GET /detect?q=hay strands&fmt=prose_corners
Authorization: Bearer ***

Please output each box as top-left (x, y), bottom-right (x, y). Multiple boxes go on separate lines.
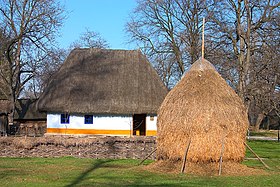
top-left (181, 139), bottom-right (191, 173)
top-left (244, 142), bottom-right (271, 170)
top-left (218, 137), bottom-right (225, 175)
top-left (138, 148), bottom-right (157, 166)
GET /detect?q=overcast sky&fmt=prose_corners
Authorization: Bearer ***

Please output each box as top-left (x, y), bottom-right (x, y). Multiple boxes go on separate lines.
top-left (57, 0), bottom-right (137, 50)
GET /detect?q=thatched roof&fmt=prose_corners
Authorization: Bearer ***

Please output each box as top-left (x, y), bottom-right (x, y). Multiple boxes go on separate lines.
top-left (37, 48), bottom-right (168, 114)
top-left (157, 58), bottom-right (249, 163)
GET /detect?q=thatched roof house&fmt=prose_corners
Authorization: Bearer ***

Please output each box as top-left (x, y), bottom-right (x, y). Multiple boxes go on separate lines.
top-left (37, 48), bottom-right (168, 136)
top-left (38, 48), bottom-right (167, 114)
top-left (157, 58), bottom-right (249, 162)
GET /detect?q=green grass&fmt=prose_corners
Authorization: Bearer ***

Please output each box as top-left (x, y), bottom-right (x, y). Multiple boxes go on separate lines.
top-left (249, 130), bottom-right (278, 138)
top-left (0, 140), bottom-right (279, 187)
top-left (243, 140), bottom-right (280, 171)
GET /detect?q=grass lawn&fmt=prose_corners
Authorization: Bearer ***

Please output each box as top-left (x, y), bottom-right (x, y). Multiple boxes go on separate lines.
top-left (0, 140), bottom-right (279, 187)
top-left (249, 130), bottom-right (279, 138)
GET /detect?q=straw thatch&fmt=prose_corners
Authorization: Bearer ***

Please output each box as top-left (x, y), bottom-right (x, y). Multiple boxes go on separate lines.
top-left (37, 48), bottom-right (168, 114)
top-left (157, 58), bottom-right (249, 163)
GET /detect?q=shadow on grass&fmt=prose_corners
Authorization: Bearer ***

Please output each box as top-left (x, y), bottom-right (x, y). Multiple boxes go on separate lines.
top-left (66, 159), bottom-right (112, 187)
top-left (64, 159), bottom-right (173, 187)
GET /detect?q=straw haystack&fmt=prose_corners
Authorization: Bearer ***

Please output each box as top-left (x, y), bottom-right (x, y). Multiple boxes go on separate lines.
top-left (157, 58), bottom-right (249, 163)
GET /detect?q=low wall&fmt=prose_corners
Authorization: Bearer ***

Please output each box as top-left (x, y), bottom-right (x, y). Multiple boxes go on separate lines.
top-left (0, 136), bottom-right (156, 160)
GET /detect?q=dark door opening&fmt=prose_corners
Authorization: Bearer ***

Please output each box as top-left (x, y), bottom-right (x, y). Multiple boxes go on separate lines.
top-left (133, 114), bottom-right (146, 136)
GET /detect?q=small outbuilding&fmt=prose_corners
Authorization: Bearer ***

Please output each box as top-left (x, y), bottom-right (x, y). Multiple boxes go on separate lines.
top-left (14, 99), bottom-right (46, 135)
top-left (0, 99), bottom-right (46, 135)
top-left (37, 48), bottom-right (168, 136)
top-left (156, 58), bottom-right (249, 163)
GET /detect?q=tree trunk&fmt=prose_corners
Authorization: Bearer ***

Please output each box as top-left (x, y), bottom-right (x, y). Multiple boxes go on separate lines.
top-left (5, 37), bottom-right (22, 134)
top-left (255, 112), bottom-right (265, 131)
top-left (7, 91), bottom-right (16, 134)
top-left (236, 0), bottom-right (246, 102)
top-left (266, 117), bottom-right (270, 130)
top-left (244, 0), bottom-right (251, 107)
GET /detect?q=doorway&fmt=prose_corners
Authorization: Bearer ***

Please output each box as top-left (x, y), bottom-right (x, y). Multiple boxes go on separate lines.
top-left (133, 114), bottom-right (146, 136)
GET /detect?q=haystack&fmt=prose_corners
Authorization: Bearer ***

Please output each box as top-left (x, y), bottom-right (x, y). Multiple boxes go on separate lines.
top-left (156, 58), bottom-right (249, 163)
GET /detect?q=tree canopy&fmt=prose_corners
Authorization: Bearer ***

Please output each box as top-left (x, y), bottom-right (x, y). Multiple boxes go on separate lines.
top-left (126, 0), bottom-right (280, 129)
top-left (0, 0), bottom-right (65, 124)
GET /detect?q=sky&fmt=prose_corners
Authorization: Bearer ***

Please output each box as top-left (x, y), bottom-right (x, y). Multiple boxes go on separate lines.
top-left (57, 0), bottom-right (137, 50)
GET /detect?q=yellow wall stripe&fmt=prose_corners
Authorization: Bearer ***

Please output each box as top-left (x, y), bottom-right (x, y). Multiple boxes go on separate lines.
top-left (47, 128), bottom-right (156, 136)
top-left (146, 130), bottom-right (157, 136)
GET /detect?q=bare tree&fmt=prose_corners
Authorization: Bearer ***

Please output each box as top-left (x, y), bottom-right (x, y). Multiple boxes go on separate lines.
top-left (206, 0), bottom-right (280, 130)
top-left (70, 28), bottom-right (109, 49)
top-left (127, 0), bottom-right (280, 130)
top-left (247, 16), bottom-right (280, 130)
top-left (0, 0), bottom-right (65, 126)
top-left (21, 48), bottom-right (68, 99)
top-left (22, 28), bottom-right (110, 99)
top-left (207, 0), bottom-right (280, 101)
top-left (21, 28), bottom-right (109, 99)
top-left (0, 28), bottom-right (10, 99)
top-left (126, 0), bottom-right (207, 88)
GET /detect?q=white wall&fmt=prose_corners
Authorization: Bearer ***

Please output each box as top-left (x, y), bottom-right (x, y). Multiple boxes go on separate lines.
top-left (47, 113), bottom-right (133, 130)
top-left (47, 113), bottom-right (158, 136)
top-left (146, 115), bottom-right (157, 131)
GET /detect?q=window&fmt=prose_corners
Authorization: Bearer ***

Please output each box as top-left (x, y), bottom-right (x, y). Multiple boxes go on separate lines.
top-left (85, 115), bottom-right (93, 124)
top-left (61, 113), bottom-right (70, 124)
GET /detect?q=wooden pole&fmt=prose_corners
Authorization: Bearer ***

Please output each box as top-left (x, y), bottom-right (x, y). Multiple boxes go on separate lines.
top-left (138, 148), bottom-right (157, 165)
top-left (218, 138), bottom-right (225, 175)
top-left (244, 142), bottom-right (271, 169)
top-left (275, 111), bottom-right (280, 142)
top-left (202, 17), bottom-right (205, 60)
top-left (181, 139), bottom-right (191, 173)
